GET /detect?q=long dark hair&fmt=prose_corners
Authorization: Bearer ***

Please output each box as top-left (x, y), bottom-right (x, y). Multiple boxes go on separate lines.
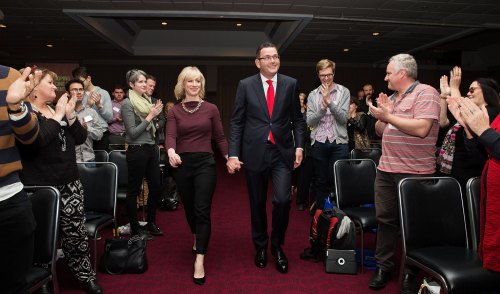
top-left (476, 77), bottom-right (500, 107)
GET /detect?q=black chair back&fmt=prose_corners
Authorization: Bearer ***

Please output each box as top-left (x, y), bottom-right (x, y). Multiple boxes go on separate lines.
top-left (334, 159), bottom-right (376, 208)
top-left (93, 150), bottom-right (109, 162)
top-left (466, 177), bottom-right (481, 251)
top-left (25, 186), bottom-right (60, 294)
top-left (350, 148), bottom-right (382, 166)
top-left (109, 150), bottom-right (128, 200)
top-left (398, 177), bottom-right (468, 251)
top-left (77, 162), bottom-right (117, 215)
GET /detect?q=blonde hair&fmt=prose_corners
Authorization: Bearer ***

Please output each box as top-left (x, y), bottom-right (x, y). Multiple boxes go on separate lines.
top-left (174, 66), bottom-right (206, 101)
top-left (316, 59), bottom-right (335, 74)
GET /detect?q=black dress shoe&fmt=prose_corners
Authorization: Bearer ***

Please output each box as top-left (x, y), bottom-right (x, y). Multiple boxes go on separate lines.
top-left (143, 222), bottom-right (163, 236)
top-left (271, 247), bottom-right (289, 273)
top-left (368, 267), bottom-right (391, 290)
top-left (254, 248), bottom-right (267, 268)
top-left (401, 273), bottom-right (418, 294)
top-left (193, 276), bottom-right (206, 285)
top-left (84, 279), bottom-right (102, 294)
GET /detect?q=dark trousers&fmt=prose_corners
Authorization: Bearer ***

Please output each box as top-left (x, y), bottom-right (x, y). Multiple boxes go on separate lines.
top-left (126, 144), bottom-right (161, 231)
top-left (93, 131), bottom-right (109, 151)
top-left (172, 153), bottom-right (216, 254)
top-left (245, 144), bottom-right (292, 250)
top-left (374, 170), bottom-right (426, 273)
top-left (312, 140), bottom-right (349, 209)
top-left (296, 155), bottom-right (314, 205)
top-left (0, 189), bottom-right (36, 294)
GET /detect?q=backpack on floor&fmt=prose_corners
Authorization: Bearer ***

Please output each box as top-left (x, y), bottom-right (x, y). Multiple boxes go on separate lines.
top-left (300, 207), bottom-right (356, 262)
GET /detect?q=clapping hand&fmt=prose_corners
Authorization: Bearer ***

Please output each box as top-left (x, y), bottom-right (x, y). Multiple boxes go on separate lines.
top-left (368, 93), bottom-right (393, 122)
top-left (458, 98), bottom-right (490, 136)
top-left (320, 83), bottom-right (331, 109)
top-left (6, 66), bottom-right (42, 105)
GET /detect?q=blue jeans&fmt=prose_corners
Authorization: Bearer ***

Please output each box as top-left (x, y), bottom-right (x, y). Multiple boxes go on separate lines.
top-left (312, 140), bottom-right (348, 209)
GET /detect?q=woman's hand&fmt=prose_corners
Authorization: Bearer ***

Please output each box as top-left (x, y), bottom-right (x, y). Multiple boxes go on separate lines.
top-left (167, 148), bottom-right (182, 168)
top-left (459, 98), bottom-right (490, 137)
top-left (146, 100), bottom-right (163, 121)
top-left (6, 66), bottom-right (42, 105)
top-left (53, 94), bottom-right (68, 122)
top-left (449, 66), bottom-right (462, 91)
top-left (439, 75), bottom-right (450, 98)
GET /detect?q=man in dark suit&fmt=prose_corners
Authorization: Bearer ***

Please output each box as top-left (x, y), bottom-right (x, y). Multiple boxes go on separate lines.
top-left (227, 42), bottom-right (306, 274)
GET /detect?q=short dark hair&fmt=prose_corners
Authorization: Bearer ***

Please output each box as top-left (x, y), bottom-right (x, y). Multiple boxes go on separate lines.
top-left (65, 79), bottom-right (84, 92)
top-left (113, 84), bottom-right (126, 92)
top-left (72, 66), bottom-right (89, 79)
top-left (146, 74), bottom-right (156, 82)
top-left (255, 42), bottom-right (277, 59)
top-left (350, 97), bottom-right (360, 106)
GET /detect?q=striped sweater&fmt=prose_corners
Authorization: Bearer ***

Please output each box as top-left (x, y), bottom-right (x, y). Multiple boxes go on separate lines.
top-left (0, 65), bottom-right (39, 188)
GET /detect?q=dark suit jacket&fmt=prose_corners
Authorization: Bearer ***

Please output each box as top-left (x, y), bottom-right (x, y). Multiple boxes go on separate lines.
top-left (228, 73), bottom-right (306, 171)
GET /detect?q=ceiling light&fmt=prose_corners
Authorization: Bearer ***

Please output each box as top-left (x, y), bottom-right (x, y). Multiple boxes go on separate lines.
top-left (343, 48), bottom-right (349, 52)
top-left (161, 21), bottom-right (167, 26)
top-left (46, 44), bottom-right (53, 48)
top-left (372, 32), bottom-right (380, 36)
top-left (0, 24), bottom-right (6, 28)
top-left (236, 23), bottom-right (242, 27)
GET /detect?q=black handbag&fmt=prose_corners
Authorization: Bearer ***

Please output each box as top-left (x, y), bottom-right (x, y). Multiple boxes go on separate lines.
top-left (100, 235), bottom-right (148, 274)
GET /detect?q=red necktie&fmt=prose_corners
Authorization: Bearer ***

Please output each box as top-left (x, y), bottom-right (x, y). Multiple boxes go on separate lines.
top-left (266, 79), bottom-right (275, 144)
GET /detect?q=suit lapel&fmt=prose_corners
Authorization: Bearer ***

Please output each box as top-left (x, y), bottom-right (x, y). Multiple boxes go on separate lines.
top-left (251, 74), bottom-right (270, 119)
top-left (274, 74), bottom-right (285, 117)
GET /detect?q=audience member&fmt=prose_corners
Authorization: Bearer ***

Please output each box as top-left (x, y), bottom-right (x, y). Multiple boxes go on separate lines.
top-left (347, 97), bottom-right (370, 151)
top-left (451, 96), bottom-right (500, 272)
top-left (0, 66), bottom-right (39, 294)
top-left (72, 66), bottom-right (112, 150)
top-left (108, 85), bottom-right (126, 147)
top-left (438, 68), bottom-right (500, 191)
top-left (227, 42), bottom-right (306, 274)
top-left (166, 66), bottom-right (228, 285)
top-left (366, 53), bottom-right (440, 293)
top-left (306, 58), bottom-right (350, 209)
top-left (67, 79), bottom-right (106, 162)
top-left (121, 69), bottom-right (164, 240)
top-left (17, 68), bottom-right (102, 293)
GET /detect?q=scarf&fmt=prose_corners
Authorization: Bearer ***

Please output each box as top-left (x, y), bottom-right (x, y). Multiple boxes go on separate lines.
top-left (128, 89), bottom-right (156, 137)
top-left (437, 122), bottom-right (461, 174)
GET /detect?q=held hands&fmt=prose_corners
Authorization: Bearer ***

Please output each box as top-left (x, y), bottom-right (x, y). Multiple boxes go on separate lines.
top-left (167, 148), bottom-right (182, 168)
top-left (6, 66), bottom-right (42, 105)
top-left (226, 157), bottom-right (243, 174)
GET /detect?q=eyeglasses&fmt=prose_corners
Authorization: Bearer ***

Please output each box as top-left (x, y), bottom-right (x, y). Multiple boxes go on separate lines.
top-left (258, 55), bottom-right (280, 61)
top-left (468, 86), bottom-right (480, 94)
top-left (70, 88), bottom-right (84, 92)
top-left (319, 73), bottom-right (334, 79)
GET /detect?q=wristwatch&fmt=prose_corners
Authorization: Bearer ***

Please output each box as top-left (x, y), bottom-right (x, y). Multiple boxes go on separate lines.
top-left (7, 101), bottom-right (26, 114)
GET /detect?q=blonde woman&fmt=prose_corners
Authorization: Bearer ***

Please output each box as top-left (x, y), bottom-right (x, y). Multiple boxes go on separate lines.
top-left (166, 66), bottom-right (228, 285)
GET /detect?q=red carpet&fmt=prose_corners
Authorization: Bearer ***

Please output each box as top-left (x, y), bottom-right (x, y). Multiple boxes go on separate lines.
top-left (58, 160), bottom-right (401, 293)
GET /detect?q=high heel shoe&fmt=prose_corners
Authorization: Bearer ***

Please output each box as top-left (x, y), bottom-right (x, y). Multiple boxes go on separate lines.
top-left (193, 276), bottom-right (205, 285)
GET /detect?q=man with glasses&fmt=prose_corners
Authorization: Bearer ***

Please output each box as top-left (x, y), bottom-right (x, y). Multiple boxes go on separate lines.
top-left (306, 59), bottom-right (350, 210)
top-left (72, 66), bottom-right (112, 150)
top-left (227, 42), bottom-right (306, 274)
top-left (66, 79), bottom-right (107, 163)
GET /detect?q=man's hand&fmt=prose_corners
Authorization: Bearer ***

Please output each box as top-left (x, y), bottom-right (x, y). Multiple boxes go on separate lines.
top-left (449, 66), bottom-right (462, 91)
top-left (320, 83), bottom-right (331, 109)
top-left (226, 157), bottom-right (243, 174)
top-left (368, 93), bottom-right (393, 122)
top-left (294, 149), bottom-right (303, 169)
top-left (6, 66), bottom-right (42, 105)
top-left (439, 75), bottom-right (450, 97)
